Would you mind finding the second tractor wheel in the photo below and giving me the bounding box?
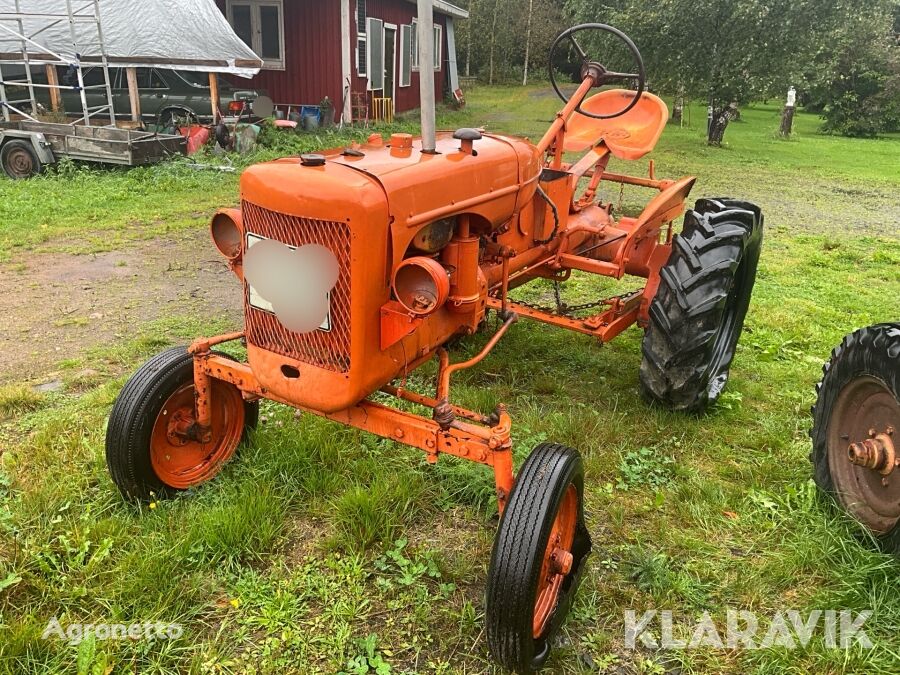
[105,346,258,502]
[811,323,900,552]
[486,443,591,672]
[640,198,763,412]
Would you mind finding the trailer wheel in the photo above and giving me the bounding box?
[105,346,258,502]
[640,198,763,412]
[1,139,43,179]
[811,323,900,553]
[486,443,591,672]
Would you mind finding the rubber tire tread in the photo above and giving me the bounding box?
[486,442,590,672]
[640,198,763,412]
[1,139,43,179]
[810,323,900,553]
[105,346,258,502]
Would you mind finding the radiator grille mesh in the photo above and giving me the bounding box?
[242,201,351,373]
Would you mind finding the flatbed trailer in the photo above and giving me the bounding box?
[0,120,186,179]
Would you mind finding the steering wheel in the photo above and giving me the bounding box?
[549,23,646,120]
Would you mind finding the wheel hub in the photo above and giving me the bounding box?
[827,376,900,532]
[847,427,896,476]
[7,148,33,177]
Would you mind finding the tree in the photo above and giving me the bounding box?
[566,0,847,144]
[801,1,899,137]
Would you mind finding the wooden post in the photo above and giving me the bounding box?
[45,64,62,113]
[208,72,220,122]
[125,67,141,124]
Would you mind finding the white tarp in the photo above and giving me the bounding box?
[0,0,262,77]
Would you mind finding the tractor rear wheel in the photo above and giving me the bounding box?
[640,198,763,412]
[811,323,900,553]
[486,443,591,672]
[105,346,258,502]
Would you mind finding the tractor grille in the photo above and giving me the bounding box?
[241,201,352,373]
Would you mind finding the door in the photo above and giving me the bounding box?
[384,25,397,102]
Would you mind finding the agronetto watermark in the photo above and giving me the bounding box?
[624,609,873,650]
[41,616,183,646]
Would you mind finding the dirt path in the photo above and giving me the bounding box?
[0,229,242,386]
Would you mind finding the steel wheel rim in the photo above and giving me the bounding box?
[6,147,34,178]
[150,381,244,489]
[827,375,900,533]
[533,484,578,638]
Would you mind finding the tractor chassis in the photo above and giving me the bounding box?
[184,157,682,515]
[187,329,517,511]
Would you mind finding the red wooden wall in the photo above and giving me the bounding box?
[215,0,344,109]
[349,0,448,114]
[215,0,448,116]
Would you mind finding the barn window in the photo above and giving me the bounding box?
[356,0,367,76]
[366,17,384,91]
[410,20,441,72]
[432,24,442,71]
[399,24,412,87]
[226,0,285,70]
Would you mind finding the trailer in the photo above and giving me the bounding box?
[0,120,185,178]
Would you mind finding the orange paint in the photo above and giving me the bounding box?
[198,73,695,513]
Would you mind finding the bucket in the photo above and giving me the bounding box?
[302,114,319,132]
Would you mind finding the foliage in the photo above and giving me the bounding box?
[567,0,839,144]
[454,0,568,83]
[801,1,900,137]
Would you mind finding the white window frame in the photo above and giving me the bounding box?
[226,0,285,71]
[410,19,441,72]
[399,24,412,87]
[433,24,442,71]
[411,18,419,71]
[356,0,367,77]
[356,36,367,77]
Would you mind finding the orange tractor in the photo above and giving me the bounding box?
[106,24,763,671]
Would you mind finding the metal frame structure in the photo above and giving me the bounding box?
[0,0,115,125]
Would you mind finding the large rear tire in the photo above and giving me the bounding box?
[811,323,900,553]
[640,198,763,412]
[105,346,258,502]
[486,443,591,672]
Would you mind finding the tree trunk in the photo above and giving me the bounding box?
[707,106,731,145]
[780,105,795,136]
[488,0,500,85]
[522,0,533,86]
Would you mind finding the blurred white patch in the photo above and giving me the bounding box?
[243,235,339,333]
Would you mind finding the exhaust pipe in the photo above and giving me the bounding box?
[416,0,436,153]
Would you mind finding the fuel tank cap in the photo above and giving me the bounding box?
[300,153,326,167]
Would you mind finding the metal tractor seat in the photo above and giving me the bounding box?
[563,89,668,160]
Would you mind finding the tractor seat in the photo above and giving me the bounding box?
[563,90,668,160]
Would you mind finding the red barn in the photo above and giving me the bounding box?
[215,0,467,122]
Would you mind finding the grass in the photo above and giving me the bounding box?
[0,85,899,673]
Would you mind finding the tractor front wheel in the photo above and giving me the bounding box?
[811,323,900,552]
[640,198,763,412]
[486,443,591,672]
[105,346,258,502]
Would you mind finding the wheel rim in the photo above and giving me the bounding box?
[533,484,578,638]
[150,380,245,489]
[5,147,34,178]
[827,375,900,533]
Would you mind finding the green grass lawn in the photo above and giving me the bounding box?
[1,86,899,674]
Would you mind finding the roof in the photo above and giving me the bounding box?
[406,0,469,20]
[0,0,262,77]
